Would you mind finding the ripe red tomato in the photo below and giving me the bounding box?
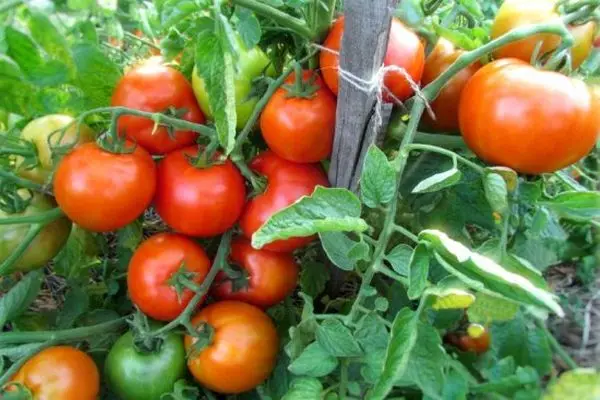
[260,70,336,163]
[459,59,599,174]
[239,151,329,252]
[320,16,425,102]
[155,146,246,237]
[8,346,99,400]
[128,233,211,321]
[111,60,205,155]
[54,142,156,232]
[421,38,480,133]
[185,301,279,394]
[445,330,491,354]
[212,238,299,308]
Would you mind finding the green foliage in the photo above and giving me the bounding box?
[0,271,43,327]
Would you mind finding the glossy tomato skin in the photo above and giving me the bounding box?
[105,330,186,400]
[421,39,480,133]
[0,192,71,274]
[154,146,246,237]
[212,238,299,308]
[9,346,99,400]
[128,233,211,321]
[491,0,561,62]
[54,142,156,232]
[320,16,425,102]
[185,301,279,394]
[111,60,205,154]
[239,151,329,252]
[192,39,274,130]
[570,22,597,69]
[15,114,94,184]
[260,71,336,163]
[459,59,600,174]
[445,330,491,354]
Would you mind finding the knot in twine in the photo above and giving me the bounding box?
[313,43,434,132]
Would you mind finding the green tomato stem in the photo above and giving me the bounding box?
[0,224,44,276]
[0,207,64,225]
[124,31,160,49]
[230,0,314,39]
[374,264,409,286]
[0,170,44,192]
[403,144,485,174]
[534,318,579,370]
[0,318,127,345]
[392,223,419,243]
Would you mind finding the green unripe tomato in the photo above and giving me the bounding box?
[104,330,186,400]
[0,191,71,274]
[192,41,274,131]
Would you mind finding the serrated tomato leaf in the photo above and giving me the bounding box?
[539,191,600,222]
[0,270,43,327]
[360,145,396,208]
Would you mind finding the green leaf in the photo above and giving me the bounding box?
[288,341,338,378]
[539,191,600,222]
[320,232,358,271]
[5,27,43,76]
[68,0,94,9]
[459,0,484,18]
[412,168,462,194]
[161,0,202,29]
[371,308,445,400]
[300,261,330,298]
[355,313,389,353]
[484,173,508,214]
[236,7,261,49]
[56,285,89,329]
[53,227,100,282]
[72,43,121,109]
[467,293,519,324]
[471,366,540,396]
[195,29,236,153]
[26,11,73,71]
[316,319,363,357]
[0,270,43,327]
[360,145,396,208]
[27,60,70,87]
[442,369,469,400]
[419,230,563,316]
[408,244,429,299]
[347,239,370,262]
[282,378,323,400]
[487,166,518,192]
[543,369,600,400]
[252,187,369,249]
[385,244,413,276]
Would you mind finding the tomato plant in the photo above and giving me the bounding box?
[54,142,157,232]
[111,60,205,154]
[320,16,425,101]
[7,346,99,400]
[239,150,329,252]
[154,146,246,237]
[212,238,299,308]
[459,58,599,174]
[104,329,186,400]
[184,301,279,394]
[128,233,211,321]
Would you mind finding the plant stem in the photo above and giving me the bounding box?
[0,170,44,192]
[404,144,485,174]
[147,231,232,338]
[233,159,265,193]
[124,31,160,49]
[0,318,126,345]
[535,318,579,370]
[231,0,313,39]
[374,264,409,286]
[392,224,419,243]
[339,359,349,400]
[0,224,44,276]
[0,207,64,225]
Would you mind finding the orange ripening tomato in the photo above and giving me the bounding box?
[8,346,99,400]
[239,151,329,252]
[54,142,156,232]
[128,233,211,321]
[212,238,299,308]
[421,38,480,133]
[320,16,425,102]
[570,21,597,69]
[154,146,246,237]
[445,330,491,354]
[459,58,600,174]
[260,70,336,163]
[111,60,205,155]
[185,301,279,394]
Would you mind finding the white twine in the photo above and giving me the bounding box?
[313,43,434,132]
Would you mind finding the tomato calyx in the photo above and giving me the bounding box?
[183,143,228,169]
[0,381,34,399]
[186,321,215,358]
[96,131,137,155]
[155,106,190,140]
[218,262,251,293]
[0,135,38,169]
[282,66,320,99]
[0,186,33,214]
[167,262,203,301]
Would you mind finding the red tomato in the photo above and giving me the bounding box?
[212,238,299,308]
[239,151,329,252]
[421,38,480,132]
[185,301,279,394]
[54,142,156,232]
[128,233,211,321]
[111,60,205,155]
[8,346,99,400]
[154,146,246,237]
[320,16,425,102]
[260,70,336,163]
[459,59,600,174]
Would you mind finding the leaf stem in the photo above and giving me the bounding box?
[124,31,160,49]
[392,224,419,243]
[535,318,579,370]
[230,0,314,39]
[403,144,485,174]
[0,207,63,225]
[0,170,44,192]
[374,264,409,286]
[339,359,349,400]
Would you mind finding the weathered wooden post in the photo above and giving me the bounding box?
[327,0,398,291]
[328,0,398,191]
